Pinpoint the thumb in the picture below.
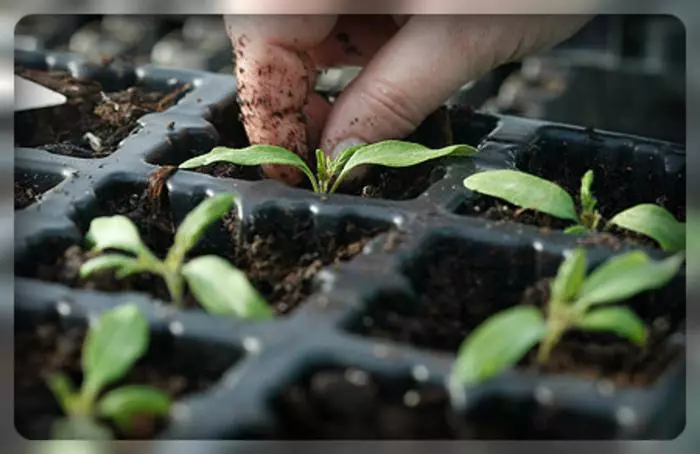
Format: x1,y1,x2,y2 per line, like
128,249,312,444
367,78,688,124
320,15,590,157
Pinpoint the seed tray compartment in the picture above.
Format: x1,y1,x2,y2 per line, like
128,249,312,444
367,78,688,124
14,49,686,440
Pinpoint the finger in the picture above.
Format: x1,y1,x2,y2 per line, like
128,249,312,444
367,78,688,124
305,92,332,151
224,15,336,185
320,15,590,157
308,15,401,68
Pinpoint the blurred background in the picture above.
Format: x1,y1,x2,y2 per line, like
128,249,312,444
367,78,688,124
13,13,686,144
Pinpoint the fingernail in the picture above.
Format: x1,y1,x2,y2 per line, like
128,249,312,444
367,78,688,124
331,137,366,158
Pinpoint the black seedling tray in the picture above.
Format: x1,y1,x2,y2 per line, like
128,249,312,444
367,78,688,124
14,49,686,440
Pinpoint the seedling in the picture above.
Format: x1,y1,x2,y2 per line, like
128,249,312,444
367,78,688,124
179,140,478,194
463,169,685,251
47,304,170,439
451,248,684,387
80,194,273,319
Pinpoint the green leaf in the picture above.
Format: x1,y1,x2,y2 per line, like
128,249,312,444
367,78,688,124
576,252,684,310
97,385,172,432
576,306,648,346
168,194,236,265
452,306,547,387
608,204,686,252
332,141,476,192
47,372,76,415
51,417,113,440
182,256,274,319
82,304,149,400
328,144,365,177
315,148,327,180
179,145,318,191
580,170,597,213
550,248,587,304
564,225,590,234
464,170,579,222
80,254,147,280
85,216,147,255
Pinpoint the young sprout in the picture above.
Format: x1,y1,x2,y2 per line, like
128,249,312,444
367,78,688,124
463,169,685,251
178,140,478,194
47,304,171,439
451,248,684,387
80,194,273,319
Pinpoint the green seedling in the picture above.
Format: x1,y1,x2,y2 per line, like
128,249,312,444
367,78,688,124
463,169,685,251
451,248,684,387
47,304,171,439
179,140,478,194
80,194,272,319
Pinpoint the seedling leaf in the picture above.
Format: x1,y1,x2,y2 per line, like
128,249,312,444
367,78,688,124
97,385,172,432
80,254,146,279
452,305,547,386
315,149,327,181
179,145,317,190
333,141,476,192
580,170,597,213
46,372,76,415
464,170,579,221
85,216,147,255
82,304,149,399
329,144,365,176
52,417,113,440
182,256,273,319
550,248,587,304
169,194,236,264
608,204,686,252
576,306,648,346
576,252,684,309
564,225,590,234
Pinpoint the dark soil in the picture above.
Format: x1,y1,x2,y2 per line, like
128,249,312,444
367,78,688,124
14,67,190,157
354,237,683,387
458,196,660,250
273,367,453,439
190,105,494,200
14,322,219,439
15,171,64,210
15,181,42,209
24,181,389,315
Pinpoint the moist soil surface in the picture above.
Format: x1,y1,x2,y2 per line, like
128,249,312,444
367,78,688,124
23,182,387,315
15,180,43,209
191,105,485,201
15,67,189,157
458,195,661,250
355,239,683,388
15,171,62,210
15,322,217,439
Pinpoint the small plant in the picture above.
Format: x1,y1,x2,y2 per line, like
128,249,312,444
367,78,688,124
463,169,685,251
80,194,272,319
451,248,684,387
47,304,170,439
179,140,478,194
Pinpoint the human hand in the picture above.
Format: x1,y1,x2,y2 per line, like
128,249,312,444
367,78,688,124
224,14,591,185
